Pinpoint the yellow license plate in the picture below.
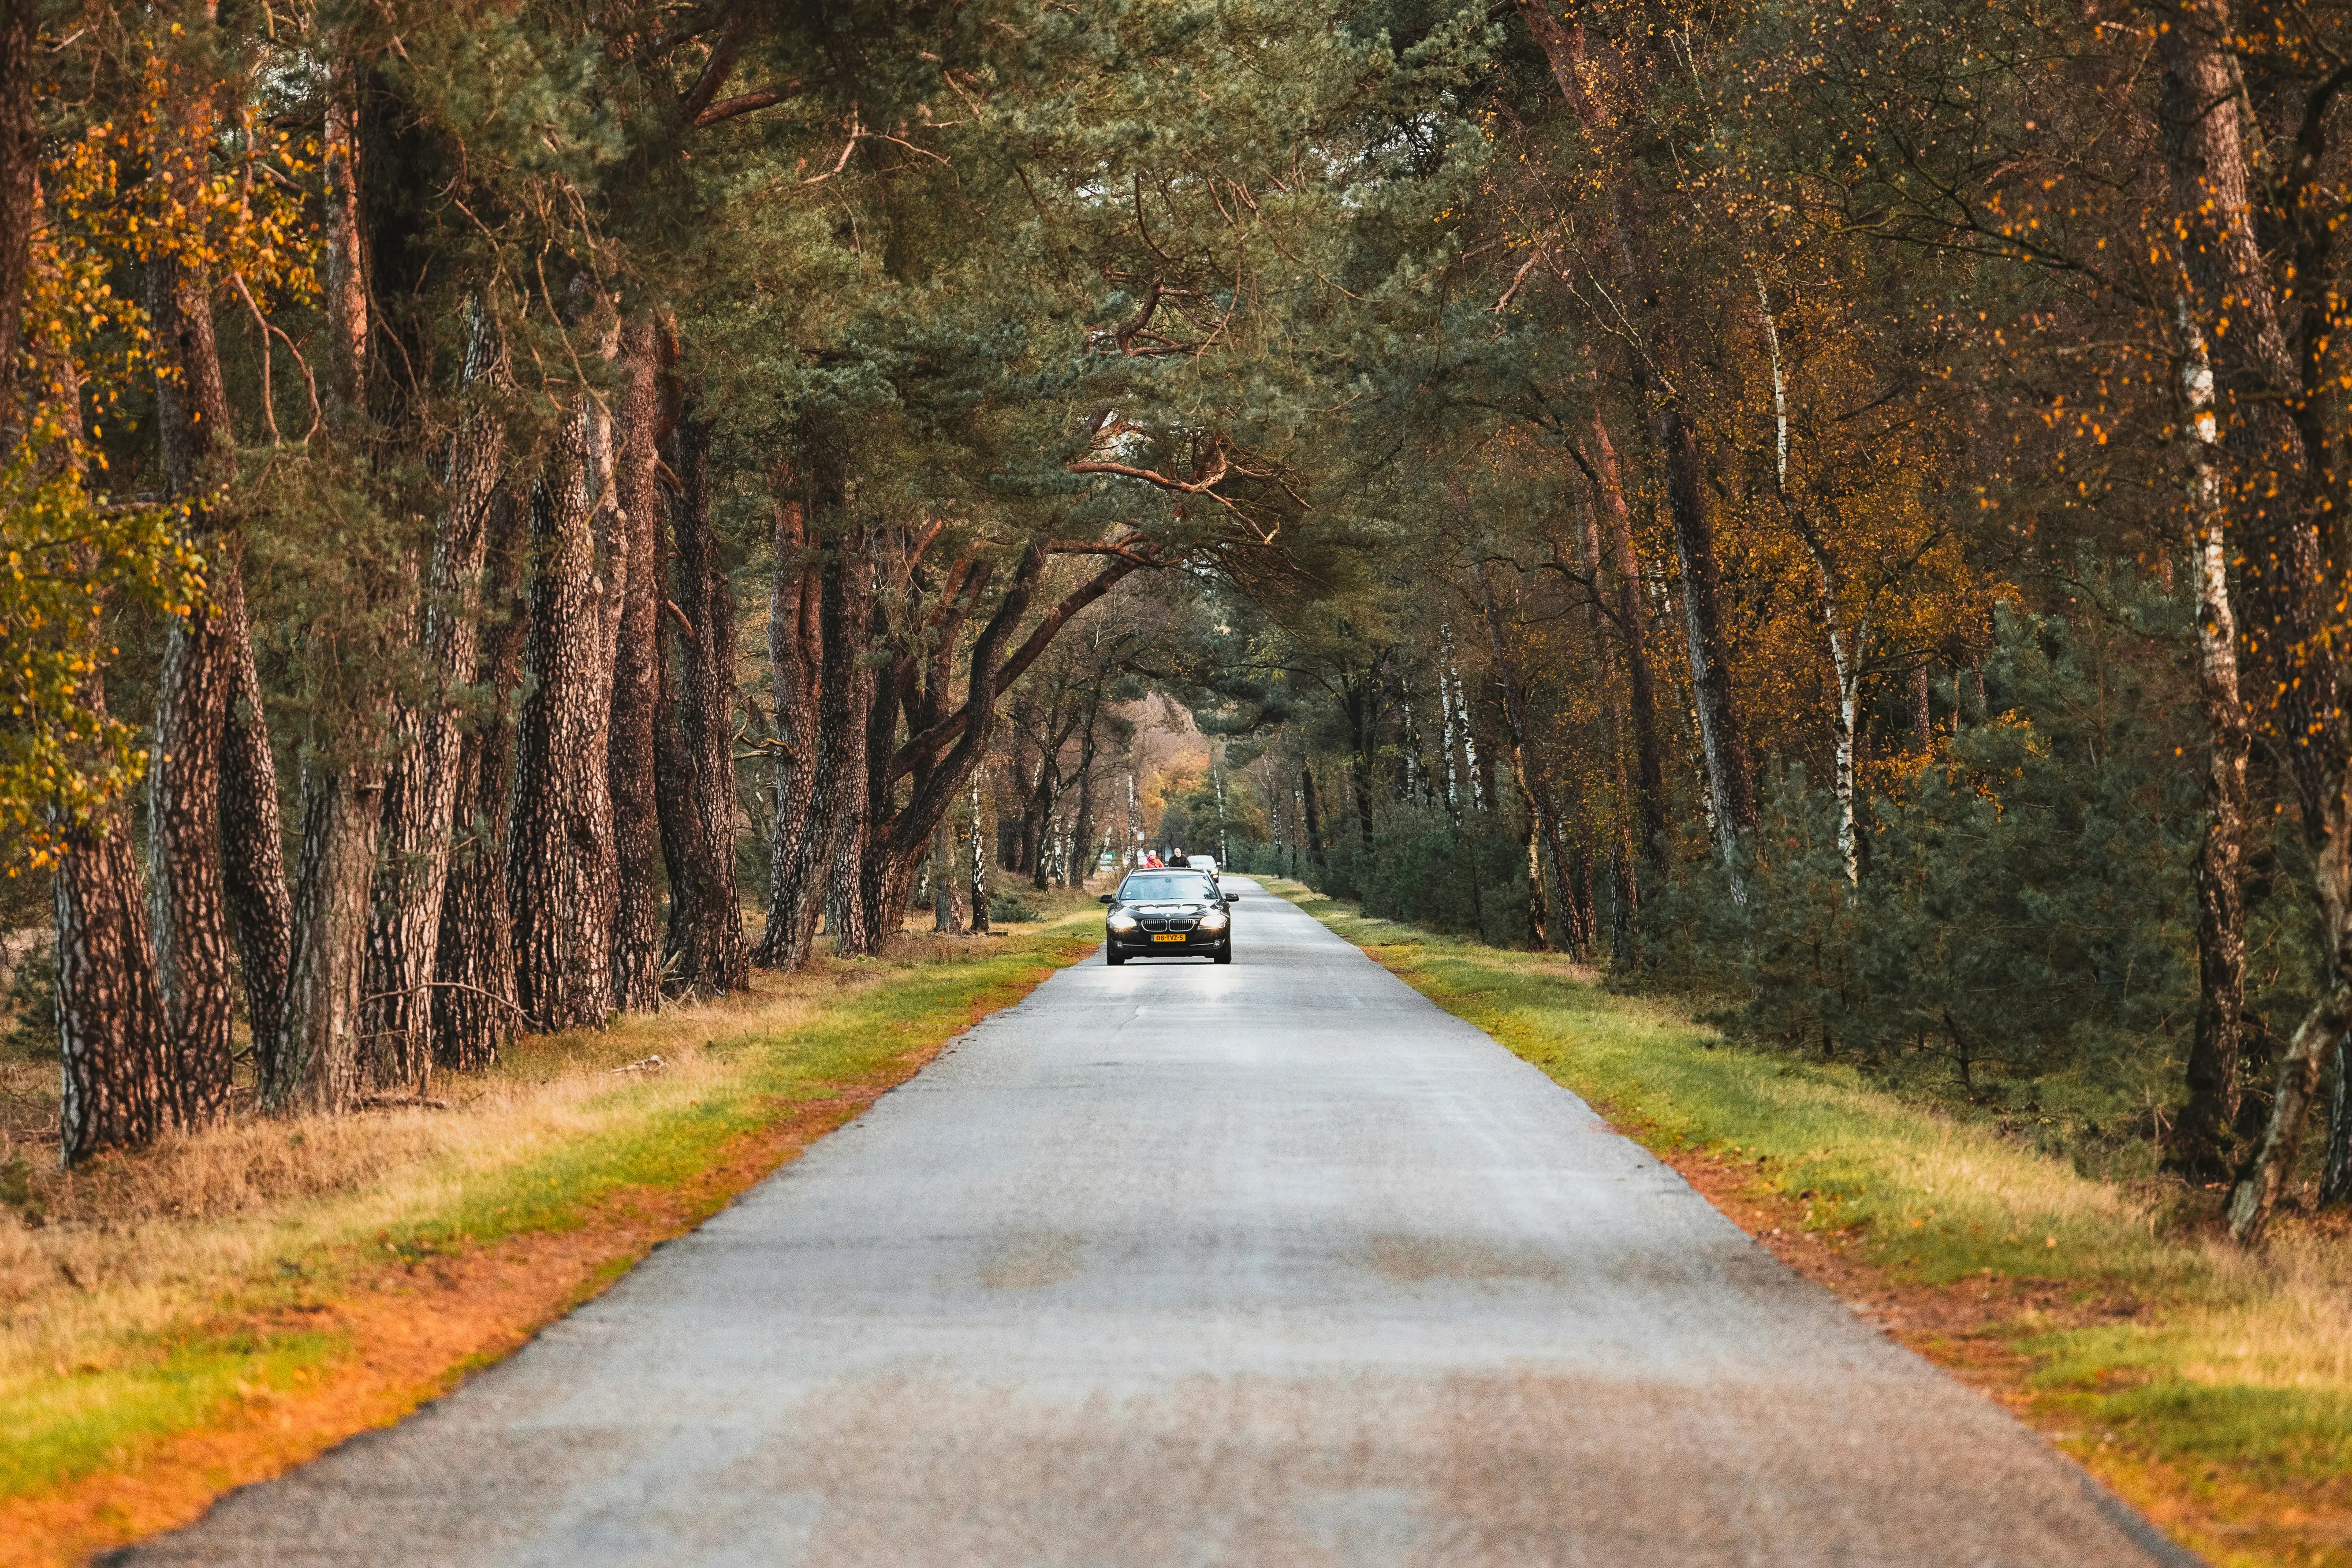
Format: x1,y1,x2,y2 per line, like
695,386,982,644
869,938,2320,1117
1151,934,1186,942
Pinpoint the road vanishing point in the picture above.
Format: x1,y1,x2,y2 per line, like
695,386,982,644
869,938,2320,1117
119,879,2200,1568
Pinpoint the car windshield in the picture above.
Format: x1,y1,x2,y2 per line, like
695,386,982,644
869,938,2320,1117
1119,875,1215,903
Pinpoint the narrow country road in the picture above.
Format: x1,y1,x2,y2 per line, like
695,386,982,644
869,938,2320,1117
119,881,2198,1568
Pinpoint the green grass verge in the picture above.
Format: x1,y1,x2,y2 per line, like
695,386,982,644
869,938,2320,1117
1264,879,2352,1522
1,917,1100,1503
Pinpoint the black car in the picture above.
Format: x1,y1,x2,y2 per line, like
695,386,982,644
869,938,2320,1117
1100,871,1238,965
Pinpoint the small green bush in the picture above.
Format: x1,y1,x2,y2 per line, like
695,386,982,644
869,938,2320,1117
988,889,1042,924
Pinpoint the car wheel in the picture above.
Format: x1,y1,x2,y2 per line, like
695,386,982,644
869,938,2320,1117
1212,942,1233,965
1106,947,1126,966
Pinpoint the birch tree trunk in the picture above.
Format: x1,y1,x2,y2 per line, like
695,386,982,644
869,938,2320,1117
1589,422,1668,873
969,780,992,934
2170,302,2254,1181
2145,5,2350,1242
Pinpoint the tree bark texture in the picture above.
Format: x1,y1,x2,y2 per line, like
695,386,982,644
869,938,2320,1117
816,535,877,957
655,410,750,994
0,0,36,413
1569,492,1643,948
216,562,293,1088
53,633,169,1162
144,235,250,1129
2149,7,2347,1242
55,809,169,1162
432,485,528,1069
2170,302,2254,1181
1473,560,1579,959
508,385,623,1030
264,50,390,1113
362,305,507,1082
1586,417,1669,872
267,756,385,1112
1662,404,1758,855
607,315,670,1013
753,461,836,969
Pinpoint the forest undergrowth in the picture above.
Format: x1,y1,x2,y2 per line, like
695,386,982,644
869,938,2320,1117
0,898,1102,1568
1264,878,2352,1568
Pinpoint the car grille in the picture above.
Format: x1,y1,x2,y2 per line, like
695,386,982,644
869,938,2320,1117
1139,916,1196,932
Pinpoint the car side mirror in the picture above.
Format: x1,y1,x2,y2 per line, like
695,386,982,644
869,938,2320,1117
1225,893,1239,904
1098,893,1115,904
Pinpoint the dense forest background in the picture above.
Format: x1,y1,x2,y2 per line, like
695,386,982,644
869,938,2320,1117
4,0,2352,1241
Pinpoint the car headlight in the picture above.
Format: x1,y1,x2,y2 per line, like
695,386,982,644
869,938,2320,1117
1197,908,1229,931
1107,911,1139,931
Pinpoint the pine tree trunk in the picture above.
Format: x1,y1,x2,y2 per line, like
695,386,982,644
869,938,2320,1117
266,56,388,1114
432,487,528,1070
362,305,507,1083
820,539,877,956
932,820,963,931
1587,417,1668,873
607,315,668,1013
2171,303,2253,1182
1662,403,1756,860
656,410,750,993
1570,490,1642,945
753,472,825,968
144,239,244,1129
217,564,293,1086
508,382,623,1031
1473,560,1579,958
56,808,169,1162
54,632,170,1167
268,756,385,1113
1296,766,1322,875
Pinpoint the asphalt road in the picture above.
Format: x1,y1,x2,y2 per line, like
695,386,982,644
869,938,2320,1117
119,879,2199,1568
